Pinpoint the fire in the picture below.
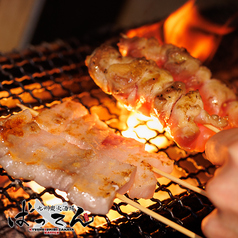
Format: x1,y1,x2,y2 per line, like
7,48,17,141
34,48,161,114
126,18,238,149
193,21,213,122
122,111,172,152
126,0,235,62
163,0,234,62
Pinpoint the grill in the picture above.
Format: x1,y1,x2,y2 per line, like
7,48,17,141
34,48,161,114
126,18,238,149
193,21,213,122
0,35,218,238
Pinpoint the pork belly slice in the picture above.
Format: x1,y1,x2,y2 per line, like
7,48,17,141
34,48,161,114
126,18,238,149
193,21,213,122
35,101,174,199
35,101,110,150
35,101,88,134
101,134,173,199
0,110,136,214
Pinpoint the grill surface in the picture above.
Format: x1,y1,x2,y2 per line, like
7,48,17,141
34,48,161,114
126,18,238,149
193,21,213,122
0,37,217,238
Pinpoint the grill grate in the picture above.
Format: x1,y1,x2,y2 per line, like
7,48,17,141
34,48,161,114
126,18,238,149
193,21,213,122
0,37,216,238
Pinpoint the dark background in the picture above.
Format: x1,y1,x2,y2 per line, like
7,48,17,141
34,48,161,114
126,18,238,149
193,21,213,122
31,0,126,45
31,0,238,45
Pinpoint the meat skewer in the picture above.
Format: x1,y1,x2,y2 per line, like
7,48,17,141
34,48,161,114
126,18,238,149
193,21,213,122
33,101,173,199
17,103,204,238
0,109,136,214
0,101,173,214
85,42,228,152
118,36,238,128
18,103,207,197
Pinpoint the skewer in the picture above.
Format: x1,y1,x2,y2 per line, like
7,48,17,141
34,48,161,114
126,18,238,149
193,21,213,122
17,103,220,134
116,193,203,238
17,103,207,236
204,124,221,133
17,103,39,116
153,167,207,197
16,103,208,197
153,123,218,197
153,123,221,197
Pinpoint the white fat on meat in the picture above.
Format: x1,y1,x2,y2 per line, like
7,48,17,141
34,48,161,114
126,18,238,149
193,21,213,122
199,79,237,115
100,134,173,199
35,101,174,199
153,81,186,125
225,101,238,127
35,101,110,150
35,101,88,134
0,110,136,214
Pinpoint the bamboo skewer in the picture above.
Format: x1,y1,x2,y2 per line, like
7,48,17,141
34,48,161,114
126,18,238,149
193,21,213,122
153,167,207,197
116,193,203,238
152,123,221,197
17,103,221,133
17,103,39,116
204,124,221,133
17,104,220,134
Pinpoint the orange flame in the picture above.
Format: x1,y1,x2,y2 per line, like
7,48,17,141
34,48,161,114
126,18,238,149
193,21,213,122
126,0,235,62
163,0,234,62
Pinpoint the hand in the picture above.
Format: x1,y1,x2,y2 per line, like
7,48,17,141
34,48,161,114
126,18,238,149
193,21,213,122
202,128,238,238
